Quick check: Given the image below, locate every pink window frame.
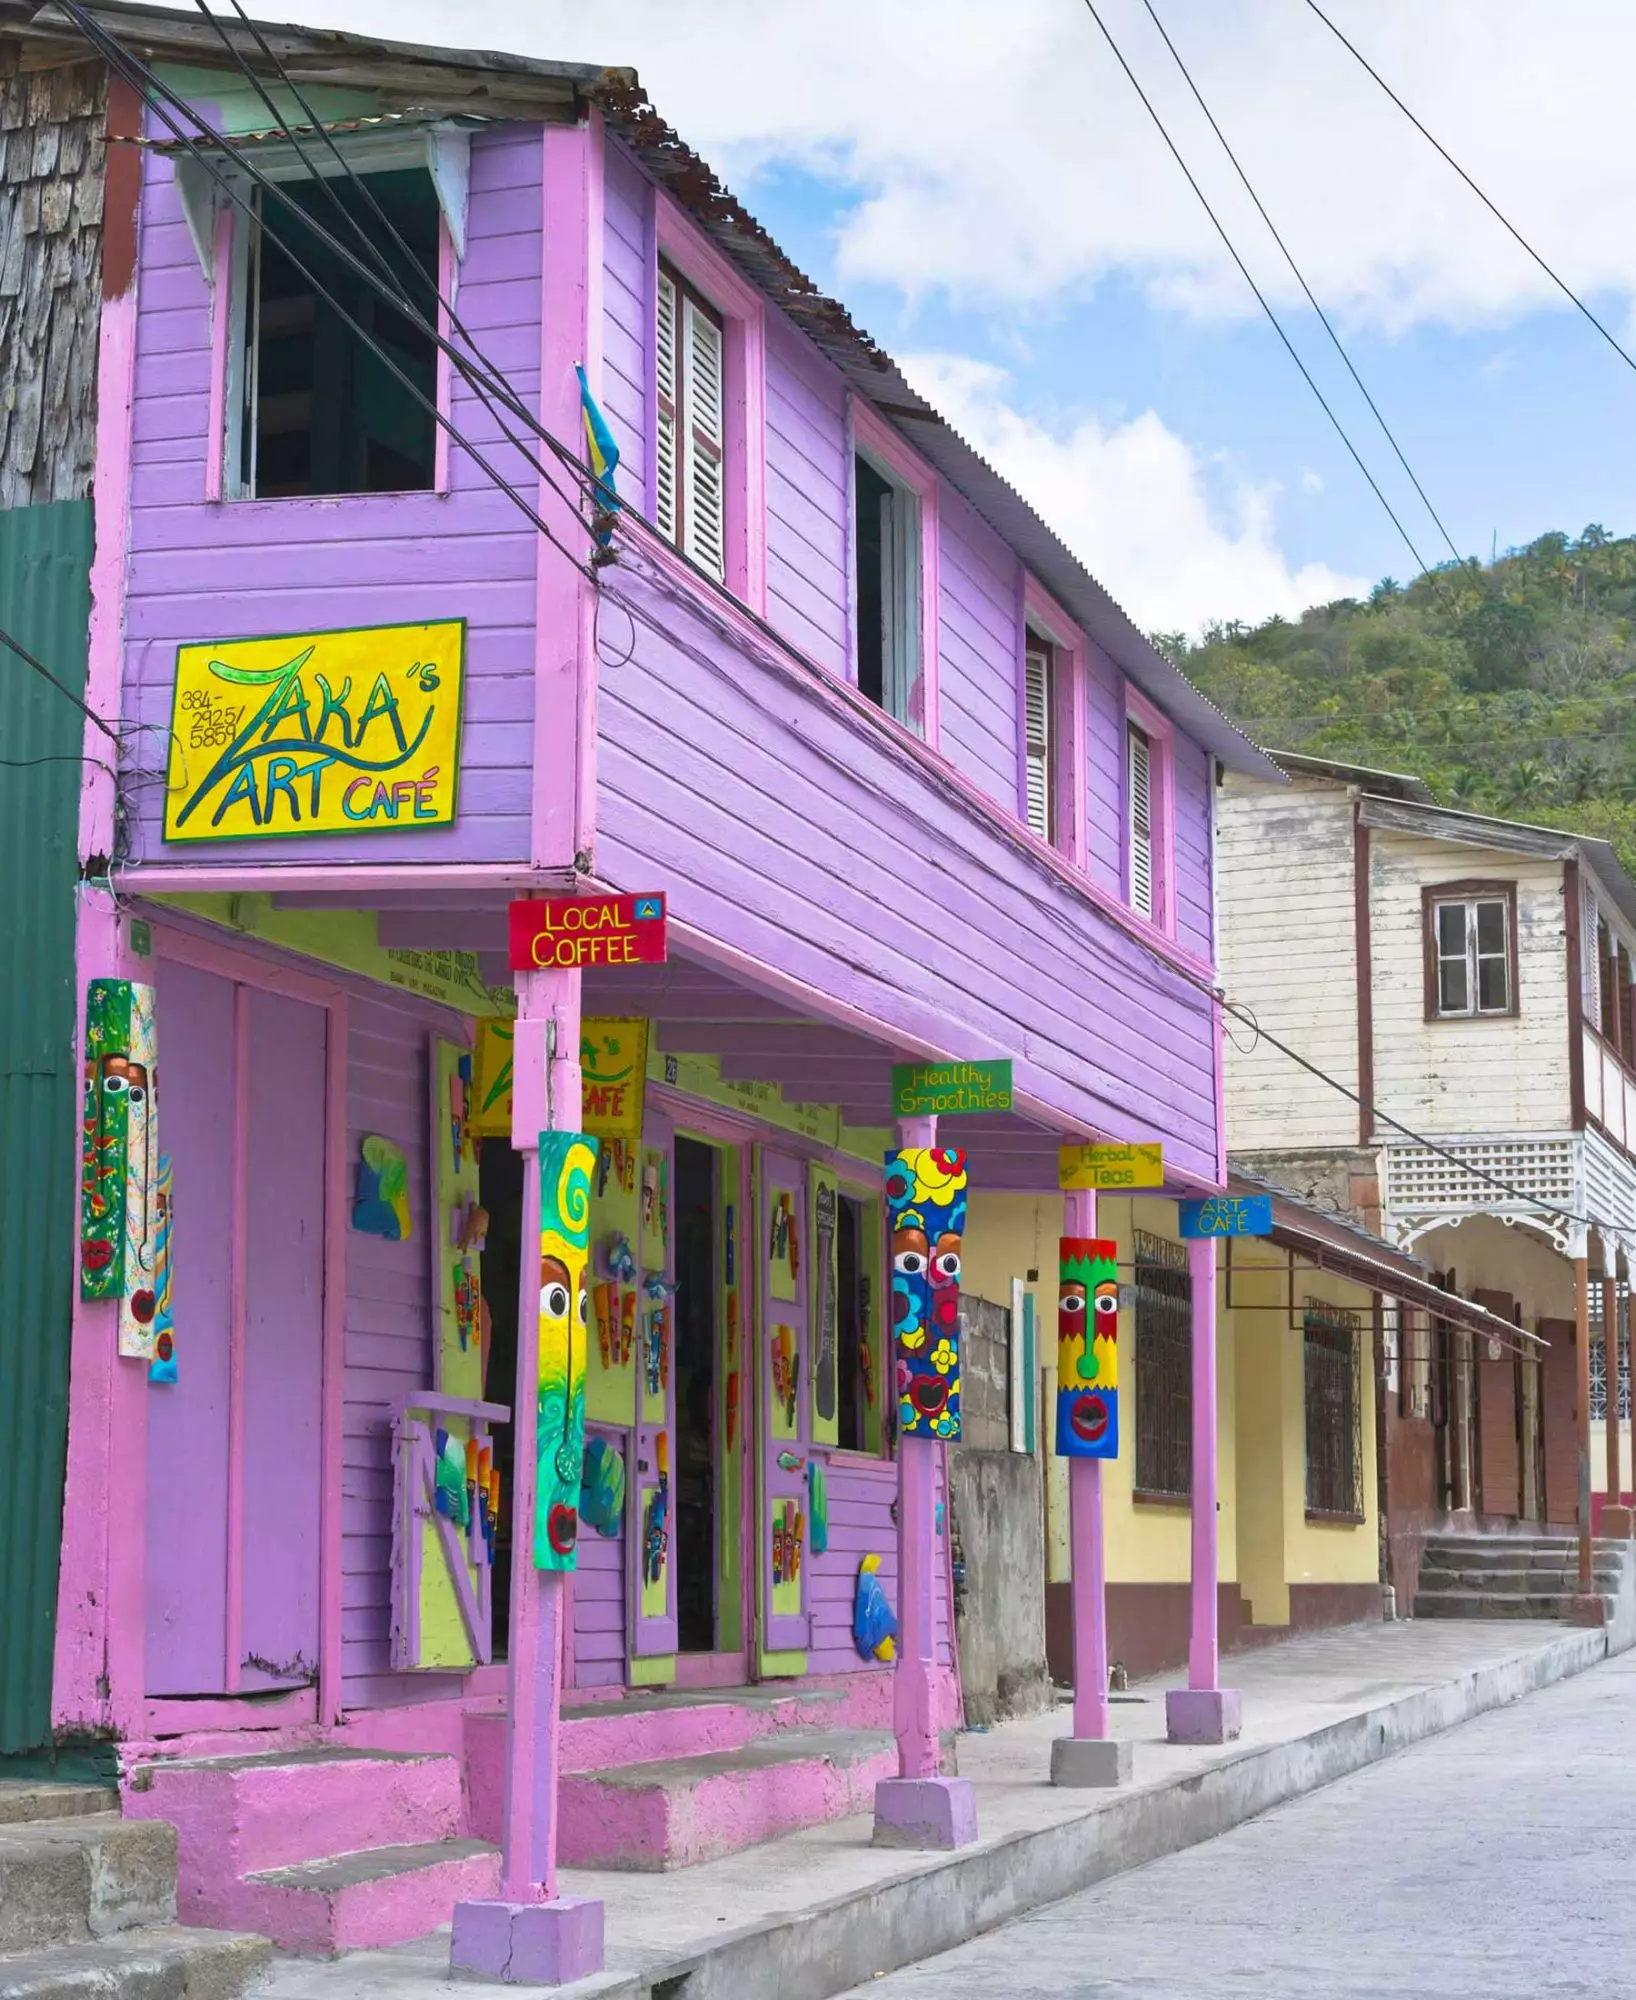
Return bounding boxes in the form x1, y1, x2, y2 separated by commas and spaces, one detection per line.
1019, 573, 1088, 870
203, 198, 457, 503
1123, 680, 1177, 939
848, 397, 942, 750
651, 190, 768, 614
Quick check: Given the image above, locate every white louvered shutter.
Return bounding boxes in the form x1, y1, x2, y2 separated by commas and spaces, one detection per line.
1128, 721, 1154, 921
1024, 642, 1052, 839
655, 268, 679, 543
681, 292, 726, 582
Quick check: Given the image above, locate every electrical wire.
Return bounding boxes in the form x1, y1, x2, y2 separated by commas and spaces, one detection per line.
1140, 0, 1464, 571
0, 621, 119, 741
1075, 0, 1435, 583
60, 0, 596, 578
1302, 0, 1636, 385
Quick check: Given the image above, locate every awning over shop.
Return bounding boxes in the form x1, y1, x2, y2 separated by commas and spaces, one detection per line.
1231, 1173, 1547, 1359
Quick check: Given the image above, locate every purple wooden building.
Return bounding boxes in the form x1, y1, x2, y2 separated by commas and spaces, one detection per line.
48, 3, 1273, 1960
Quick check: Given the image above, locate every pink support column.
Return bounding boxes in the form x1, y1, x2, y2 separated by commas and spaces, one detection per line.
1165, 1234, 1241, 1744
450, 967, 603, 1986
873, 1114, 978, 1850
1052, 1187, 1130, 1787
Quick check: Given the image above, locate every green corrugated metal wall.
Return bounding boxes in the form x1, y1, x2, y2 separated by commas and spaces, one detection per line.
0, 499, 92, 1755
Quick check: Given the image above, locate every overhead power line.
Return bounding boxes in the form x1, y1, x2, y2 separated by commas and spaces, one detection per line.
1301, 0, 1636, 384
1140, 0, 1464, 571
0, 622, 118, 742
1074, 0, 1437, 584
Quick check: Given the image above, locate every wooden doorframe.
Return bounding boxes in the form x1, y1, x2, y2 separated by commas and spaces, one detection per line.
151, 923, 348, 1725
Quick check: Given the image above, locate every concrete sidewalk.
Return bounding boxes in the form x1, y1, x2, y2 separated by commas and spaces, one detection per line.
259, 1618, 1613, 2000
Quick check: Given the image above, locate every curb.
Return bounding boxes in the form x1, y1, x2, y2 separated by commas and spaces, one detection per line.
584, 1624, 1610, 1999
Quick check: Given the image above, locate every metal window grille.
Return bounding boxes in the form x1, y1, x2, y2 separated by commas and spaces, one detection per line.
1133, 1229, 1191, 1498
1589, 1282, 1631, 1424
1304, 1302, 1365, 1519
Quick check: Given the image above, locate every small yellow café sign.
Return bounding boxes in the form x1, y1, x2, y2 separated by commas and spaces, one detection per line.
163, 619, 465, 842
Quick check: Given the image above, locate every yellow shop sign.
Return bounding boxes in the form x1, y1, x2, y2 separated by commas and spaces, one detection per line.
163, 619, 465, 842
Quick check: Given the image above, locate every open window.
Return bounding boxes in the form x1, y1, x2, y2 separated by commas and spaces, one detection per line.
655, 263, 727, 583
853, 451, 922, 727
232, 167, 440, 499
1024, 634, 1056, 843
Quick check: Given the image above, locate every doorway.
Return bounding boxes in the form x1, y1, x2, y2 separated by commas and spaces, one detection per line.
673, 1136, 719, 1653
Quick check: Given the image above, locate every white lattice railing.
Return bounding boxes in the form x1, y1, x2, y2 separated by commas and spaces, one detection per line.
1383, 1129, 1636, 1264
1381, 1134, 1583, 1257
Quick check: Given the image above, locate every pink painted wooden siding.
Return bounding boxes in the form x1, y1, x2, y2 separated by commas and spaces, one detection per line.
808, 1453, 898, 1675
763, 319, 851, 681
938, 488, 1023, 810
601, 146, 650, 515
123, 127, 545, 867
574, 1424, 627, 1689
595, 567, 1220, 1183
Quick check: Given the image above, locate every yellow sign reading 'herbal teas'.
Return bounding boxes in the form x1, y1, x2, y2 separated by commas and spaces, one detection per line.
163, 620, 465, 842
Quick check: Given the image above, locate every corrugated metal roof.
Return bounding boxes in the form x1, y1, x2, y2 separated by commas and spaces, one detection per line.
0, 496, 91, 1755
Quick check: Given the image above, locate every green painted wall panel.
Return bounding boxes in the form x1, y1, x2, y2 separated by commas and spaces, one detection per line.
0, 498, 92, 1754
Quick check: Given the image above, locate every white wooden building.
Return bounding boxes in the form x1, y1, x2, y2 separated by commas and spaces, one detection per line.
1218, 752, 1636, 1547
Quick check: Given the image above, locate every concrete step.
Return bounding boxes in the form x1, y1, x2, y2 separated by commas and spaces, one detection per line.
0, 1787, 117, 1829
0, 1925, 269, 2000
1421, 1543, 1621, 1572
558, 1727, 910, 1871
242, 1837, 499, 1955
123, 1748, 473, 1954
1413, 1589, 1610, 1620
1418, 1565, 1621, 1593
0, 1818, 176, 1954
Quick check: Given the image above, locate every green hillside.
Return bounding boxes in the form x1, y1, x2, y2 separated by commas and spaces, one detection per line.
1159, 526, 1636, 871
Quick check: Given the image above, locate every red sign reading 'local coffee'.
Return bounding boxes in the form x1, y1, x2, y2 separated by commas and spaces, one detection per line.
508, 894, 668, 971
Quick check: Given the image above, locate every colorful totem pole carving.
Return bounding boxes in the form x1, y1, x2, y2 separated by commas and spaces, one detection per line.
884, 1147, 968, 1440
1055, 1236, 1120, 1457
535, 1131, 598, 1570
80, 978, 162, 1361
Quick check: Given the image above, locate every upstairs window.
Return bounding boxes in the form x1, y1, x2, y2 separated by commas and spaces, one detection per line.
236, 168, 439, 499
655, 264, 726, 583
1426, 886, 1515, 1019
1024, 636, 1055, 842
853, 451, 921, 729
1127, 720, 1155, 922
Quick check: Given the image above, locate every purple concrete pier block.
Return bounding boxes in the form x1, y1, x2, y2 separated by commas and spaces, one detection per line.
449, 1896, 605, 1985
872, 1775, 978, 1850
1165, 1687, 1243, 1745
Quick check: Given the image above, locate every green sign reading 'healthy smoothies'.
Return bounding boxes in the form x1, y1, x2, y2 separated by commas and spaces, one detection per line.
891, 1060, 1014, 1117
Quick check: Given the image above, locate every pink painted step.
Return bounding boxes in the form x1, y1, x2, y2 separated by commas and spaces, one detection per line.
466, 1683, 852, 1842
124, 1747, 494, 1952
557, 1728, 904, 1870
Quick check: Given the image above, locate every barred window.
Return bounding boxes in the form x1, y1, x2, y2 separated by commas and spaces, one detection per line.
1589, 1282, 1630, 1424
1133, 1229, 1191, 1499
1305, 1303, 1365, 1520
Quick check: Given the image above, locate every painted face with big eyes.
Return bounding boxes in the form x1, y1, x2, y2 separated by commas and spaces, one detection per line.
893, 1224, 929, 1282
929, 1231, 962, 1291
1059, 1278, 1091, 1377
539, 1252, 589, 1552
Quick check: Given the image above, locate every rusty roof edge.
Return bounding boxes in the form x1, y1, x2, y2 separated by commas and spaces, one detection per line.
5, 0, 625, 94
590, 73, 1281, 783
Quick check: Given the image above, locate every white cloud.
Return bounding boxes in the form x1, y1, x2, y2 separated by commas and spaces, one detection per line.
262, 0, 1636, 334
1300, 470, 1326, 494
901, 354, 1367, 634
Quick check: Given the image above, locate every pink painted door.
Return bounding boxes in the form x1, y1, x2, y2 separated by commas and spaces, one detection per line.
758, 1147, 811, 1661
145, 962, 328, 1697
629, 1107, 678, 1659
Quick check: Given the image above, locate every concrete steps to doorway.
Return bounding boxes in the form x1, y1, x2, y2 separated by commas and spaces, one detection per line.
122, 1746, 496, 1956
467, 1685, 917, 1871
0, 1791, 268, 2000
1415, 1534, 1630, 1622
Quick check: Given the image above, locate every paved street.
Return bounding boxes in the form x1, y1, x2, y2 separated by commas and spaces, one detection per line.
844, 1648, 1636, 1999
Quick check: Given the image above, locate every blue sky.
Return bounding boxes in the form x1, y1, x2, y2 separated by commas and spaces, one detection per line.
270, 0, 1636, 634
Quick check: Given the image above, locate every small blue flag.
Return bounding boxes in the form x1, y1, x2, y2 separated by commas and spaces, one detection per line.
576, 364, 620, 545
